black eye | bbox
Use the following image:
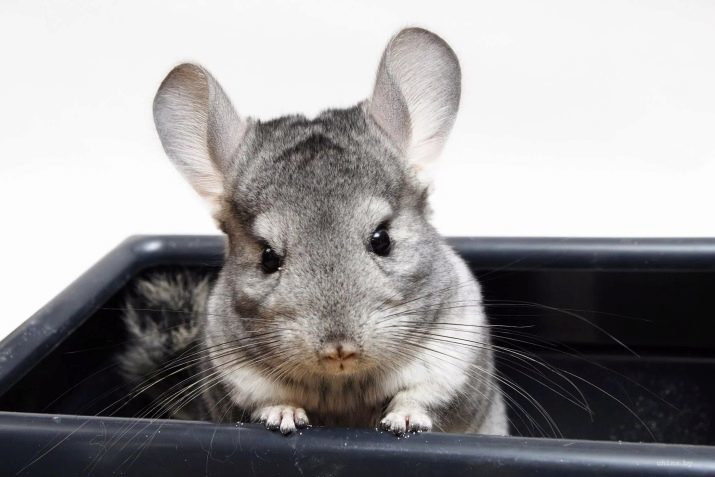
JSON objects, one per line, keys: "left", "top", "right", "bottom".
{"left": 261, "top": 246, "right": 282, "bottom": 274}
{"left": 370, "top": 226, "right": 391, "bottom": 256}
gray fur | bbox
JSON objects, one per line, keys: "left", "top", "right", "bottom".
{"left": 118, "top": 271, "right": 214, "bottom": 420}
{"left": 123, "top": 27, "right": 508, "bottom": 435}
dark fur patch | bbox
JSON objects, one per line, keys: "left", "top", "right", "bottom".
{"left": 275, "top": 133, "right": 343, "bottom": 164}
{"left": 117, "top": 270, "right": 215, "bottom": 419}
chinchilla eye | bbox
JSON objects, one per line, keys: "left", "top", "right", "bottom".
{"left": 370, "top": 225, "right": 391, "bottom": 256}
{"left": 261, "top": 246, "right": 282, "bottom": 274}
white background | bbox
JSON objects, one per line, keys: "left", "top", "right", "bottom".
{"left": 1, "top": 0, "right": 714, "bottom": 340}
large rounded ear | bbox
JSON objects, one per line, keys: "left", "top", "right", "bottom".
{"left": 367, "top": 28, "right": 461, "bottom": 171}
{"left": 153, "top": 63, "right": 247, "bottom": 213}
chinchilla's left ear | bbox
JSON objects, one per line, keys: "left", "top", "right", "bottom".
{"left": 153, "top": 63, "right": 248, "bottom": 214}
{"left": 366, "top": 28, "right": 461, "bottom": 171}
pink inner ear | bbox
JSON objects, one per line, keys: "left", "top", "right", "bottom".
{"left": 367, "top": 28, "right": 461, "bottom": 170}
{"left": 153, "top": 63, "right": 245, "bottom": 217}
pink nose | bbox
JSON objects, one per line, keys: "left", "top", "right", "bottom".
{"left": 319, "top": 342, "right": 359, "bottom": 361}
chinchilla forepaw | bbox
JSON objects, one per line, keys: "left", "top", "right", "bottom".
{"left": 256, "top": 405, "right": 309, "bottom": 435}
{"left": 380, "top": 409, "right": 433, "bottom": 435}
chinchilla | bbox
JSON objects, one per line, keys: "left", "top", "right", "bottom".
{"left": 119, "top": 27, "right": 508, "bottom": 436}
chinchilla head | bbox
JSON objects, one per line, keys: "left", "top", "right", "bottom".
{"left": 153, "top": 28, "right": 461, "bottom": 377}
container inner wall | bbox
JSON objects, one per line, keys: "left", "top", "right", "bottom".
{"left": 0, "top": 265, "right": 713, "bottom": 445}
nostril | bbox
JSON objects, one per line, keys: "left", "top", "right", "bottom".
{"left": 319, "top": 346, "right": 340, "bottom": 361}
{"left": 320, "top": 342, "right": 359, "bottom": 361}
{"left": 336, "top": 343, "right": 358, "bottom": 360}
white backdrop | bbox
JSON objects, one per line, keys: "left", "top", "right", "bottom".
{"left": 1, "top": 0, "right": 715, "bottom": 339}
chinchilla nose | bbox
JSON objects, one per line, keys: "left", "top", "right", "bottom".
{"left": 319, "top": 342, "right": 359, "bottom": 361}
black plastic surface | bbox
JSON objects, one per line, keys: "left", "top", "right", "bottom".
{"left": 0, "top": 235, "right": 714, "bottom": 476}
{"left": 2, "top": 412, "right": 715, "bottom": 477}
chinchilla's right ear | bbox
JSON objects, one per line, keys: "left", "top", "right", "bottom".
{"left": 153, "top": 64, "right": 247, "bottom": 214}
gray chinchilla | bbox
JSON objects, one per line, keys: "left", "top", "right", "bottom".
{"left": 119, "top": 27, "right": 508, "bottom": 436}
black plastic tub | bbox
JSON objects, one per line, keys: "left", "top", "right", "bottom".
{"left": 1, "top": 235, "right": 715, "bottom": 476}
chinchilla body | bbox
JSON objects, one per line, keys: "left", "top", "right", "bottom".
{"left": 120, "top": 28, "right": 508, "bottom": 436}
